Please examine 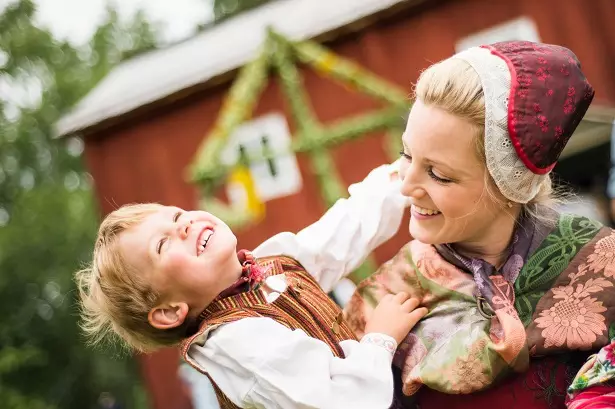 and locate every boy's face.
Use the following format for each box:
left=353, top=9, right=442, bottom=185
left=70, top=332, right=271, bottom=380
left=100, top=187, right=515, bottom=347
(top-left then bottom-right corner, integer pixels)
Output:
left=119, top=206, right=242, bottom=313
